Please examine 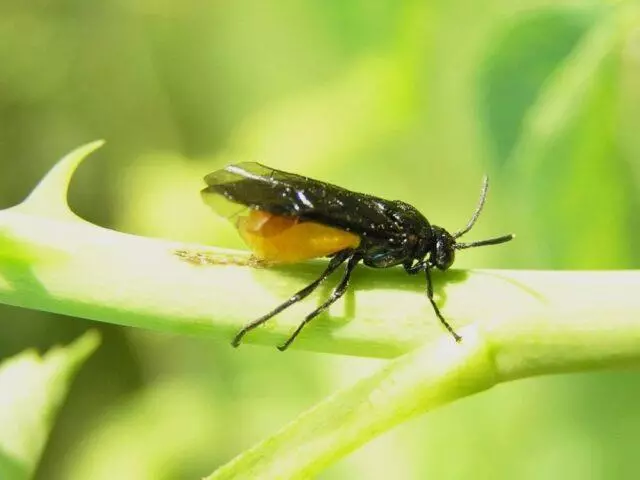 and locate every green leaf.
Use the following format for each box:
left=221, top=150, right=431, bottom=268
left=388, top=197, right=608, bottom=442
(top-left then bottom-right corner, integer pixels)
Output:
left=506, top=5, right=638, bottom=268
left=478, top=6, right=600, bottom=167
left=0, top=331, right=101, bottom=480
left=62, top=380, right=220, bottom=480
